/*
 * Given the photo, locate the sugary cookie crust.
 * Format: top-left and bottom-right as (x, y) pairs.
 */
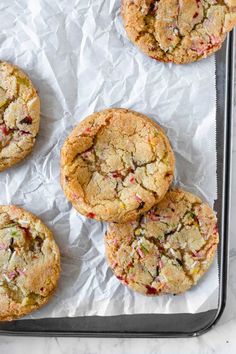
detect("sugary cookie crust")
(0, 206), (60, 321)
(122, 0), (236, 64)
(105, 188), (219, 295)
(61, 108), (175, 223)
(0, 61), (40, 171)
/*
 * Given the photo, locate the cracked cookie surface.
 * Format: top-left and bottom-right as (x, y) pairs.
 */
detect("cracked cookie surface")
(61, 108), (175, 223)
(121, 0), (236, 64)
(105, 188), (219, 295)
(0, 205), (60, 321)
(0, 61), (40, 171)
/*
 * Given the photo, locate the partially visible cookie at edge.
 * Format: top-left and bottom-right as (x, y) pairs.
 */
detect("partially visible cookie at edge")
(105, 188), (219, 296)
(0, 205), (60, 321)
(61, 108), (175, 223)
(121, 0), (236, 64)
(0, 61), (40, 171)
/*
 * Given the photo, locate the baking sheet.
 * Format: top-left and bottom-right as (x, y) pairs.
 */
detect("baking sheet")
(0, 0), (218, 317)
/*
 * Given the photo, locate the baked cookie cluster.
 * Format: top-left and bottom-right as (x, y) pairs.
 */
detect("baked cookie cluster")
(122, 0), (236, 63)
(1, 0), (228, 319)
(61, 108), (219, 296)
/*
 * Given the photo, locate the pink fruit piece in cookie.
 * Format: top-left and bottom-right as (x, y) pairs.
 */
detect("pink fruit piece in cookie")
(87, 212), (96, 219)
(146, 285), (158, 295)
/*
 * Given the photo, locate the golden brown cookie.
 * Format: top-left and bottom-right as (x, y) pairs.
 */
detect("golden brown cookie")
(105, 188), (219, 295)
(0, 61), (40, 171)
(61, 108), (175, 223)
(121, 0), (236, 64)
(0, 205), (60, 321)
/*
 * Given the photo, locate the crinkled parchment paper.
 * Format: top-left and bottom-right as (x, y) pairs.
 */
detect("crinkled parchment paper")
(0, 0), (218, 317)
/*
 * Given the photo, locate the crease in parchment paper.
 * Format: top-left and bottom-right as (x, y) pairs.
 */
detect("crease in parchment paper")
(0, 0), (218, 318)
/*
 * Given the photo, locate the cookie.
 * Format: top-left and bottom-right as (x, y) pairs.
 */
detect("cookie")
(0, 205), (60, 321)
(121, 0), (236, 64)
(0, 61), (40, 172)
(105, 188), (219, 295)
(61, 108), (175, 223)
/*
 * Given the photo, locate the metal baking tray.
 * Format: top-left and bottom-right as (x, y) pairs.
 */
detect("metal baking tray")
(0, 30), (234, 338)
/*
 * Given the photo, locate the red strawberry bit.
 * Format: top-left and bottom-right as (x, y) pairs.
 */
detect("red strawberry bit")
(111, 171), (122, 179)
(198, 206), (202, 212)
(148, 212), (160, 221)
(210, 35), (220, 45)
(150, 56), (158, 61)
(19, 116), (32, 125)
(72, 193), (82, 202)
(213, 223), (218, 235)
(127, 262), (133, 268)
(134, 194), (142, 203)
(20, 130), (31, 135)
(111, 261), (117, 269)
(192, 250), (203, 259)
(190, 45), (199, 52)
(2, 126), (9, 135)
(137, 247), (145, 258)
(146, 285), (157, 295)
(206, 44), (214, 51)
(8, 271), (17, 280)
(83, 127), (91, 135)
(116, 275), (128, 284)
(113, 238), (119, 246)
(82, 151), (91, 159)
(129, 175), (135, 184)
(72, 192), (79, 200)
(149, 1), (158, 15)
(127, 235), (132, 243)
(17, 269), (26, 276)
(190, 41), (209, 55)
(0, 124), (9, 135)
(164, 283), (170, 291)
(87, 212), (96, 219)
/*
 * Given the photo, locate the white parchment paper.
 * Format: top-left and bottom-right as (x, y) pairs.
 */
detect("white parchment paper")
(0, 0), (218, 317)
